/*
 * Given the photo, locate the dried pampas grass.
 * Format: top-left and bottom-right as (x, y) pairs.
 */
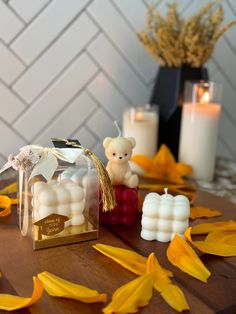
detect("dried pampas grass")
(138, 2), (236, 67)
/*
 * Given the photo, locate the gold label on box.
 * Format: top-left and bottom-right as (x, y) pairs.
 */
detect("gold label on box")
(34, 213), (69, 240)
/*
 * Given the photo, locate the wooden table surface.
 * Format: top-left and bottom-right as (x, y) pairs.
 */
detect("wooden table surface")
(0, 190), (236, 314)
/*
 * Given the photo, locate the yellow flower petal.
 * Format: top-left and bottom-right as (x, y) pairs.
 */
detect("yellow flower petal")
(214, 222), (236, 231)
(154, 144), (192, 183)
(153, 144), (175, 167)
(190, 206), (222, 220)
(205, 221), (236, 245)
(205, 228), (236, 246)
(147, 253), (189, 312)
(142, 171), (168, 181)
(132, 144), (192, 183)
(131, 155), (155, 173)
(38, 272), (107, 303)
(185, 227), (236, 257)
(10, 198), (18, 205)
(167, 235), (210, 283)
(191, 221), (235, 235)
(174, 163), (193, 177)
(103, 274), (153, 314)
(147, 252), (171, 286)
(93, 243), (173, 277)
(93, 243), (146, 275)
(0, 182), (17, 195)
(0, 277), (43, 311)
(0, 195), (12, 217)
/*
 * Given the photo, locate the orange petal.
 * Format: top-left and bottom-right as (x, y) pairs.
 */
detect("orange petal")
(142, 171), (169, 181)
(147, 253), (171, 287)
(191, 221), (235, 235)
(93, 243), (146, 276)
(147, 253), (189, 312)
(38, 272), (107, 303)
(131, 155), (155, 173)
(103, 274), (153, 314)
(10, 198), (18, 205)
(133, 145), (192, 184)
(214, 222), (236, 231)
(154, 145), (192, 183)
(153, 144), (175, 167)
(174, 163), (192, 177)
(0, 195), (12, 217)
(190, 206), (222, 220)
(93, 243), (173, 277)
(167, 172), (185, 184)
(167, 235), (210, 283)
(205, 228), (236, 245)
(0, 277), (43, 311)
(185, 227), (236, 257)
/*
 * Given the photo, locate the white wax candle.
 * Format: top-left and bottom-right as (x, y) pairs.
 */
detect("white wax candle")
(141, 189), (190, 242)
(179, 102), (221, 181)
(123, 107), (159, 157)
(34, 180), (86, 224)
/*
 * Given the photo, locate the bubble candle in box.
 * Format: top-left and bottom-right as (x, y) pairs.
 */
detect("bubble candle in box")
(26, 150), (99, 249)
(0, 142), (115, 249)
(179, 81), (222, 181)
(123, 105), (159, 158)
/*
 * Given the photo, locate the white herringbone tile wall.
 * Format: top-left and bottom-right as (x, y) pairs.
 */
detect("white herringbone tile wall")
(0, 0), (236, 163)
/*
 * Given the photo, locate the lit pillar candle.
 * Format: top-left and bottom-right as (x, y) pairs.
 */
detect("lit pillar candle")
(122, 105), (159, 157)
(178, 81), (222, 181)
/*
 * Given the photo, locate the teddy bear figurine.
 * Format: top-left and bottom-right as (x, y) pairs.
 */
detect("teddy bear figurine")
(103, 136), (138, 188)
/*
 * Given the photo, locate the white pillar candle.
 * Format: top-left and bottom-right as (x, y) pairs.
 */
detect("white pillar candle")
(122, 105), (159, 157)
(178, 81), (222, 181)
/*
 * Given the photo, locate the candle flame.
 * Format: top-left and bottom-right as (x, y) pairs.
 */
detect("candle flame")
(136, 112), (144, 121)
(200, 91), (210, 104)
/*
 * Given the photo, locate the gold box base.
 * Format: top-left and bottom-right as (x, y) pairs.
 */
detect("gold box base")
(33, 220), (98, 250)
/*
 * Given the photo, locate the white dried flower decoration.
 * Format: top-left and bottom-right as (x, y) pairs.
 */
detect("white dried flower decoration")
(8, 147), (40, 171)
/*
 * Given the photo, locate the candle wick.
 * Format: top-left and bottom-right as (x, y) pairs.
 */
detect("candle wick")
(114, 120), (121, 137)
(164, 188), (168, 198)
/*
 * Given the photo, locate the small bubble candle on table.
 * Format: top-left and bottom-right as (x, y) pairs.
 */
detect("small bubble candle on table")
(100, 122), (139, 225)
(141, 188), (190, 242)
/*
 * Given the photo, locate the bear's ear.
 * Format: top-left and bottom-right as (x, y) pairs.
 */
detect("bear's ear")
(103, 137), (113, 148)
(127, 137), (136, 148)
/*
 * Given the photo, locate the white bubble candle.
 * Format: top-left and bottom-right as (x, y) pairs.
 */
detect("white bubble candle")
(141, 188), (190, 242)
(32, 179), (85, 226)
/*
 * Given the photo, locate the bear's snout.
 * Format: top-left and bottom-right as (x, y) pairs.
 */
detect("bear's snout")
(119, 156), (123, 159)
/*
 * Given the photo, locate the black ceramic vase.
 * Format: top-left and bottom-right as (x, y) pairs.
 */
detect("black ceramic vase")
(150, 66), (208, 159)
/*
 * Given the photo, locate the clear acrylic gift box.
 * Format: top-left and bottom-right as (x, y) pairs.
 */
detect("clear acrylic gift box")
(16, 146), (99, 249)
(0, 140), (115, 250)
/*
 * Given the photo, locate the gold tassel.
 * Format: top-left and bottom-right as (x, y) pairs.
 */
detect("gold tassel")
(51, 138), (115, 211)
